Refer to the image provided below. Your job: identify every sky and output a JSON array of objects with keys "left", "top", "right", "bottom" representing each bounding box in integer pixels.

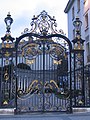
[{"left": 0, "top": 0, "right": 68, "bottom": 39}]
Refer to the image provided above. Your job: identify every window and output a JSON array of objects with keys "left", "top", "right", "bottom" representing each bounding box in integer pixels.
[
  {"left": 77, "top": 0, "right": 80, "bottom": 12},
  {"left": 85, "top": 13, "right": 88, "bottom": 28},
  {"left": 72, "top": 7, "right": 75, "bottom": 20},
  {"left": 86, "top": 42, "right": 90, "bottom": 62},
  {"left": 73, "top": 29, "right": 75, "bottom": 39}
]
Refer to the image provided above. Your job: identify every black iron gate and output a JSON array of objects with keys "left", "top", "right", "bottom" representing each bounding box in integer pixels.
[
  {"left": 0, "top": 11, "right": 72, "bottom": 113},
  {"left": 0, "top": 11, "right": 87, "bottom": 114},
  {"left": 14, "top": 11, "right": 72, "bottom": 113},
  {"left": 15, "top": 34, "right": 72, "bottom": 113}
]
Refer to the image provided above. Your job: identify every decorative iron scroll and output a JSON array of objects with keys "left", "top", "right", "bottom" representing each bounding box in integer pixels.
[
  {"left": 17, "top": 79, "right": 70, "bottom": 100},
  {"left": 22, "top": 42, "right": 42, "bottom": 60},
  {"left": 49, "top": 43, "right": 65, "bottom": 60},
  {"left": 1, "top": 60, "right": 15, "bottom": 106},
  {"left": 20, "top": 38, "right": 66, "bottom": 62},
  {"left": 29, "top": 10, "right": 65, "bottom": 35}
]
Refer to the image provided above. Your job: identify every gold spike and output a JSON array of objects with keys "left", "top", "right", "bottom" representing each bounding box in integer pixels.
[{"left": 3, "top": 100, "right": 8, "bottom": 105}]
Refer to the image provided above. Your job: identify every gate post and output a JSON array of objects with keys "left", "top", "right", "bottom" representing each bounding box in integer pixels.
[
  {"left": 72, "top": 17, "right": 85, "bottom": 107},
  {"left": 70, "top": 51, "right": 73, "bottom": 113},
  {"left": 0, "top": 13, "right": 15, "bottom": 108}
]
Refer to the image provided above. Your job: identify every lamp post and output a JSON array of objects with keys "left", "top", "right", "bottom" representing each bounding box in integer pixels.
[{"left": 72, "top": 17, "right": 85, "bottom": 106}]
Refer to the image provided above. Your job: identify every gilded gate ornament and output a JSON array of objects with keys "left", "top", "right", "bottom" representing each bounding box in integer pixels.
[
  {"left": 5, "top": 59, "right": 9, "bottom": 65},
  {"left": 49, "top": 43, "right": 65, "bottom": 60},
  {"left": 15, "top": 11, "right": 69, "bottom": 112},
  {"left": 17, "top": 79, "right": 70, "bottom": 100},
  {"left": 53, "top": 59, "right": 62, "bottom": 65},
  {"left": 30, "top": 10, "right": 65, "bottom": 35},
  {"left": 4, "top": 70, "right": 9, "bottom": 81},
  {"left": 26, "top": 59, "right": 35, "bottom": 64},
  {"left": 22, "top": 43, "right": 40, "bottom": 60},
  {"left": 4, "top": 51, "right": 11, "bottom": 57},
  {"left": 3, "top": 100, "right": 8, "bottom": 105}
]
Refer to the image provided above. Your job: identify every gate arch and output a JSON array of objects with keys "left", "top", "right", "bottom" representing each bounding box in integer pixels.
[{"left": 15, "top": 33, "right": 72, "bottom": 50}]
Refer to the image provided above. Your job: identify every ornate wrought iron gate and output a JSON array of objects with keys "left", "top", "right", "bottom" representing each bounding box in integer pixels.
[
  {"left": 15, "top": 36, "right": 71, "bottom": 113},
  {"left": 0, "top": 11, "right": 74, "bottom": 113},
  {"left": 15, "top": 11, "right": 72, "bottom": 113}
]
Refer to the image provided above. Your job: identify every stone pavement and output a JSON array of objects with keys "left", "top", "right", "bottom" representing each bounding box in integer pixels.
[{"left": 0, "top": 112, "right": 90, "bottom": 120}]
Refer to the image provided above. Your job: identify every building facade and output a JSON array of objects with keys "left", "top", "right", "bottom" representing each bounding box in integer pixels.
[{"left": 64, "top": 0, "right": 90, "bottom": 65}]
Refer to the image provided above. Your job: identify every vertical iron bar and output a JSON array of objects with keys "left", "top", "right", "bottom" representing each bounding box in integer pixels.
[
  {"left": 0, "top": 51, "right": 2, "bottom": 107},
  {"left": 43, "top": 41, "right": 45, "bottom": 111},
  {"left": 15, "top": 43, "right": 18, "bottom": 114},
  {"left": 69, "top": 51, "right": 72, "bottom": 113},
  {"left": 74, "top": 53, "right": 76, "bottom": 106},
  {"left": 0, "top": 71, "right": 2, "bottom": 108},
  {"left": 82, "top": 51, "right": 85, "bottom": 106},
  {"left": 1, "top": 52, "right": 3, "bottom": 107},
  {"left": 88, "top": 66, "right": 90, "bottom": 105}
]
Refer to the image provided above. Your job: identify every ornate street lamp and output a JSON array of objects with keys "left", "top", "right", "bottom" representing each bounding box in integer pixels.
[
  {"left": 4, "top": 12, "right": 13, "bottom": 33},
  {"left": 73, "top": 17, "right": 82, "bottom": 36},
  {"left": 72, "top": 17, "right": 85, "bottom": 106},
  {"left": 72, "top": 17, "right": 84, "bottom": 50},
  {"left": 1, "top": 12, "right": 14, "bottom": 48}
]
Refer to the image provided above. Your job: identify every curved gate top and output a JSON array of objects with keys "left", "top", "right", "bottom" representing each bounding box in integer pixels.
[
  {"left": 0, "top": 10, "right": 73, "bottom": 113},
  {"left": 15, "top": 10, "right": 72, "bottom": 50}
]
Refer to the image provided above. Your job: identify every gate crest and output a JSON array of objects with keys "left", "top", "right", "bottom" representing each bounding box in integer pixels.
[{"left": 22, "top": 10, "right": 65, "bottom": 36}]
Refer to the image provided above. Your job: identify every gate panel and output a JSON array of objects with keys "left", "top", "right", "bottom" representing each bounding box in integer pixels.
[
  {"left": 13, "top": 10, "right": 73, "bottom": 113},
  {"left": 16, "top": 39, "right": 44, "bottom": 112},
  {"left": 16, "top": 37, "right": 70, "bottom": 113}
]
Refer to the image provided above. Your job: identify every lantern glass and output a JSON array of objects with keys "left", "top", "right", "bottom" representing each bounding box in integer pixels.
[
  {"left": 6, "top": 19, "right": 12, "bottom": 26},
  {"left": 73, "top": 17, "right": 82, "bottom": 32},
  {"left": 4, "top": 12, "right": 13, "bottom": 32}
]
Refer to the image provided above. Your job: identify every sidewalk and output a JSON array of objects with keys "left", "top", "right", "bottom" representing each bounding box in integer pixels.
[{"left": 0, "top": 112, "right": 90, "bottom": 120}]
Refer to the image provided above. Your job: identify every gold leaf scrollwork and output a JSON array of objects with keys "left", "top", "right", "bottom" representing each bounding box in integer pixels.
[
  {"left": 5, "top": 43, "right": 10, "bottom": 48},
  {"left": 53, "top": 59, "right": 62, "bottom": 65},
  {"left": 4, "top": 70, "right": 9, "bottom": 81},
  {"left": 26, "top": 59, "right": 35, "bottom": 64},
  {"left": 50, "top": 80, "right": 59, "bottom": 89},
  {"left": 4, "top": 51, "right": 11, "bottom": 57},
  {"left": 3, "top": 100, "right": 8, "bottom": 105},
  {"left": 5, "top": 59, "right": 9, "bottom": 65}
]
